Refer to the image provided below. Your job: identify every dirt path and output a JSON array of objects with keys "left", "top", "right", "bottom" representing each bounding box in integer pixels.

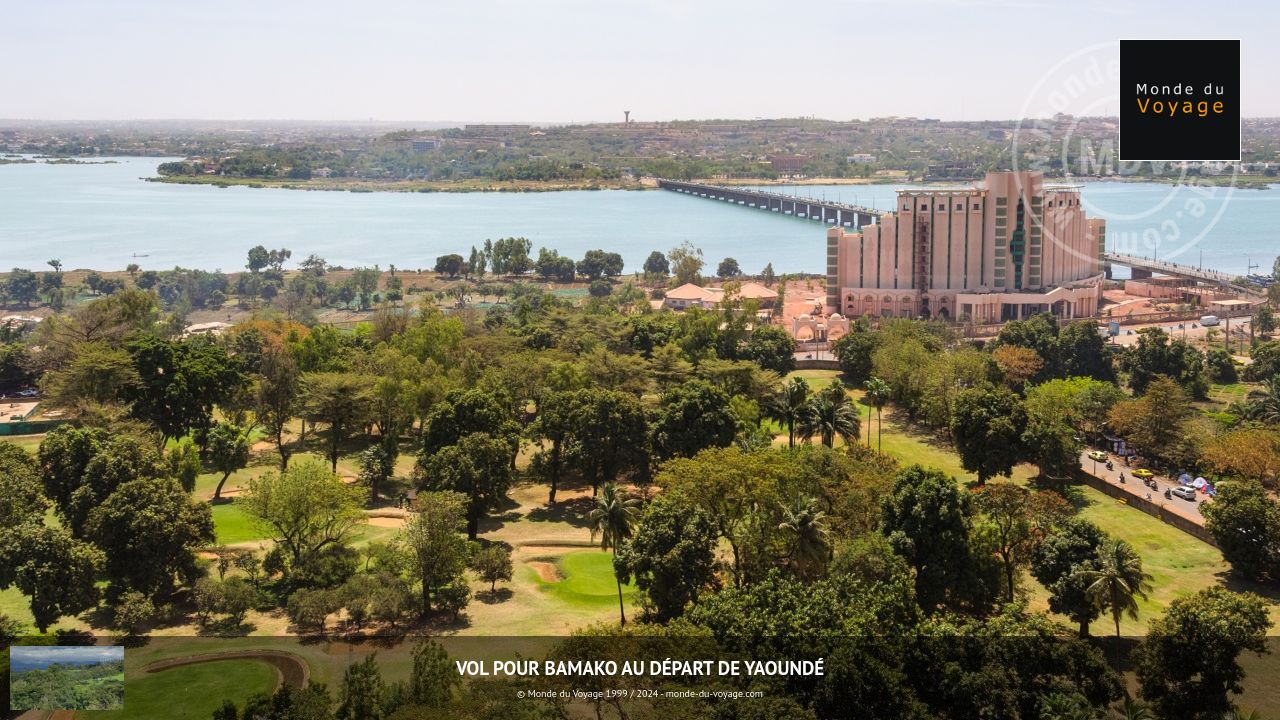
[{"left": 143, "top": 650, "right": 309, "bottom": 691}]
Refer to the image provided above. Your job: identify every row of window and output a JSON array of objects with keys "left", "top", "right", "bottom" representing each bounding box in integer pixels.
[{"left": 903, "top": 202, "right": 983, "bottom": 212}]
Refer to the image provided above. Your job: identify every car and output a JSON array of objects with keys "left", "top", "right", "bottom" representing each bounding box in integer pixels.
[
  {"left": 1172, "top": 486, "right": 1198, "bottom": 501},
  {"left": 1087, "top": 450, "right": 1108, "bottom": 462},
  {"left": 1132, "top": 469, "right": 1155, "bottom": 479}
]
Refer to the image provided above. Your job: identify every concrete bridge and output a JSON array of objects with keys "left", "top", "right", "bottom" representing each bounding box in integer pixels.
[
  {"left": 657, "top": 179, "right": 882, "bottom": 229},
  {"left": 1104, "top": 252, "right": 1244, "bottom": 286}
]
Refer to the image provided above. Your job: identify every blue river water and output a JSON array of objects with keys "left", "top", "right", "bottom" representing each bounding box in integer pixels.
[{"left": 0, "top": 157, "right": 1275, "bottom": 276}]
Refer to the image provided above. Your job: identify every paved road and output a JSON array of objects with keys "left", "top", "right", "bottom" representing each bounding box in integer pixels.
[{"left": 1078, "top": 450, "right": 1209, "bottom": 527}]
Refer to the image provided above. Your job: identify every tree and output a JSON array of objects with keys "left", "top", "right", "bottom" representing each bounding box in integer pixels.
[
  {"left": 588, "top": 279, "right": 612, "bottom": 298},
  {"left": 337, "top": 653, "right": 385, "bottom": 720},
  {"left": 1202, "top": 428, "right": 1280, "bottom": 491},
  {"left": 470, "top": 545, "right": 514, "bottom": 592},
  {"left": 300, "top": 372, "right": 373, "bottom": 471},
  {"left": 246, "top": 245, "right": 271, "bottom": 273},
  {"left": 1031, "top": 518, "right": 1107, "bottom": 637},
  {"left": 1106, "top": 375, "right": 1194, "bottom": 467},
  {"left": 1136, "top": 588, "right": 1272, "bottom": 720},
  {"left": 992, "top": 345, "right": 1043, "bottom": 392},
  {"left": 880, "top": 465, "right": 978, "bottom": 613},
  {"left": 642, "top": 250, "right": 669, "bottom": 279},
  {"left": 1253, "top": 304, "right": 1276, "bottom": 335},
  {"left": 358, "top": 443, "right": 395, "bottom": 507},
  {"left": 1201, "top": 480, "right": 1280, "bottom": 582},
  {"left": 766, "top": 376, "right": 812, "bottom": 448},
  {"left": 37, "top": 428, "right": 168, "bottom": 537},
  {"left": 742, "top": 324, "right": 796, "bottom": 373},
  {"left": 614, "top": 495, "right": 717, "bottom": 622},
  {"left": 206, "top": 422, "right": 250, "bottom": 500},
  {"left": 113, "top": 590, "right": 155, "bottom": 637},
  {"left": 777, "top": 495, "right": 831, "bottom": 581},
  {"left": 85, "top": 477, "right": 215, "bottom": 599},
  {"left": 1059, "top": 319, "right": 1115, "bottom": 381},
  {"left": 420, "top": 388, "right": 517, "bottom": 458},
  {"left": 39, "top": 343, "right": 140, "bottom": 408},
  {"left": 287, "top": 587, "right": 339, "bottom": 632},
  {"left": 410, "top": 639, "right": 459, "bottom": 708},
  {"left": 403, "top": 491, "right": 470, "bottom": 614},
  {"left": 1081, "top": 538, "right": 1152, "bottom": 661},
  {"left": 6, "top": 268, "right": 39, "bottom": 307},
  {"left": 950, "top": 384, "right": 1026, "bottom": 484},
  {"left": 799, "top": 392, "right": 860, "bottom": 448},
  {"left": 652, "top": 380, "right": 737, "bottom": 459},
  {"left": 434, "top": 254, "right": 465, "bottom": 278},
  {"left": 256, "top": 341, "right": 300, "bottom": 469},
  {"left": 418, "top": 432, "right": 513, "bottom": 539},
  {"left": 218, "top": 576, "right": 256, "bottom": 624},
  {"left": 717, "top": 257, "right": 741, "bottom": 278},
  {"left": 864, "top": 377, "right": 891, "bottom": 452},
  {"left": 974, "top": 483, "right": 1068, "bottom": 602},
  {"left": 667, "top": 241, "right": 705, "bottom": 286},
  {"left": 125, "top": 335, "right": 247, "bottom": 446},
  {"left": 833, "top": 329, "right": 879, "bottom": 384},
  {"left": 994, "top": 312, "right": 1061, "bottom": 382},
  {"left": 243, "top": 459, "right": 367, "bottom": 575},
  {"left": 577, "top": 249, "right": 624, "bottom": 280},
  {"left": 588, "top": 483, "right": 640, "bottom": 624},
  {"left": 0, "top": 441, "right": 48, "bottom": 528},
  {"left": 761, "top": 262, "right": 777, "bottom": 287},
  {"left": 1120, "top": 327, "right": 1208, "bottom": 398},
  {"left": 1243, "top": 375, "right": 1280, "bottom": 425},
  {"left": 0, "top": 524, "right": 104, "bottom": 633}
]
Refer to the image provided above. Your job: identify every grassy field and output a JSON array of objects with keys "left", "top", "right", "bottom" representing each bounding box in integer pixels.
[
  {"left": 211, "top": 501, "right": 272, "bottom": 546},
  {"left": 78, "top": 659, "right": 278, "bottom": 720}
]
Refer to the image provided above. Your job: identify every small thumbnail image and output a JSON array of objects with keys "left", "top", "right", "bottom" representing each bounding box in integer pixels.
[{"left": 8, "top": 645, "right": 125, "bottom": 711}]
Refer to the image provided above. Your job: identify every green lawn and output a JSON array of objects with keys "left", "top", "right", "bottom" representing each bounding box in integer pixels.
[
  {"left": 528, "top": 551, "right": 636, "bottom": 608},
  {"left": 79, "top": 659, "right": 278, "bottom": 720},
  {"left": 211, "top": 501, "right": 272, "bottom": 546}
]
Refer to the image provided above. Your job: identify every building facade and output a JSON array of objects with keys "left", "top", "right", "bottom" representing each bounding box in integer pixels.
[{"left": 826, "top": 171, "right": 1105, "bottom": 323}]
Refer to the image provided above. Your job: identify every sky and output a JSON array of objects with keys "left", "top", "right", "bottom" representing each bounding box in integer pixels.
[
  {"left": 2, "top": 0, "right": 1277, "bottom": 122},
  {"left": 10, "top": 646, "right": 124, "bottom": 667}
]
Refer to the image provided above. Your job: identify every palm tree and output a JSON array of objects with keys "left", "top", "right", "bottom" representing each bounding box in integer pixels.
[
  {"left": 799, "top": 395, "right": 860, "bottom": 448},
  {"left": 1244, "top": 375, "right": 1280, "bottom": 424},
  {"left": 864, "top": 377, "right": 891, "bottom": 453},
  {"left": 1115, "top": 696, "right": 1155, "bottom": 720},
  {"left": 777, "top": 495, "right": 831, "bottom": 581},
  {"left": 1082, "top": 538, "right": 1153, "bottom": 667},
  {"left": 767, "top": 376, "right": 812, "bottom": 448},
  {"left": 587, "top": 483, "right": 640, "bottom": 625}
]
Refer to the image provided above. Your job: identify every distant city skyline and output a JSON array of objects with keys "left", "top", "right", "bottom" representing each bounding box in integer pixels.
[{"left": 3, "top": 0, "right": 1276, "bottom": 122}]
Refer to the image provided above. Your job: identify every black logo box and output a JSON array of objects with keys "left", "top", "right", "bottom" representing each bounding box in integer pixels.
[{"left": 1119, "top": 39, "right": 1240, "bottom": 162}]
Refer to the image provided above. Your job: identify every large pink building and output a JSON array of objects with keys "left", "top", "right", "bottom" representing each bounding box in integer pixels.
[{"left": 827, "top": 171, "right": 1105, "bottom": 323}]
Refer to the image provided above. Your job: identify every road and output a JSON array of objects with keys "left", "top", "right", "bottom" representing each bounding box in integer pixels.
[{"left": 1079, "top": 449, "right": 1209, "bottom": 528}]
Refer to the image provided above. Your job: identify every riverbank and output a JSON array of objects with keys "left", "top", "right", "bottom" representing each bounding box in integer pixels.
[{"left": 146, "top": 175, "right": 651, "bottom": 193}]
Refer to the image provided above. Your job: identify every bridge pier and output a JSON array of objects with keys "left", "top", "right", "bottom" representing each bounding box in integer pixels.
[{"left": 656, "top": 179, "right": 883, "bottom": 229}]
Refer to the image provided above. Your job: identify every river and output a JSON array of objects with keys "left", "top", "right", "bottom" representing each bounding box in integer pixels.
[{"left": 1, "top": 157, "right": 1275, "bottom": 277}]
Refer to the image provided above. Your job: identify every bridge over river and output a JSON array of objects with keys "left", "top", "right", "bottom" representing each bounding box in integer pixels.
[
  {"left": 1104, "top": 252, "right": 1246, "bottom": 286},
  {"left": 657, "top": 179, "right": 882, "bottom": 229}
]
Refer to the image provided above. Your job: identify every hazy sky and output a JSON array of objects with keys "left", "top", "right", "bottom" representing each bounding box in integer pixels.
[{"left": 3, "top": 0, "right": 1275, "bottom": 122}]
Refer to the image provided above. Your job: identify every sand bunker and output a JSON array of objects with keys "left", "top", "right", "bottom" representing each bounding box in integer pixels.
[{"left": 527, "top": 561, "right": 563, "bottom": 583}]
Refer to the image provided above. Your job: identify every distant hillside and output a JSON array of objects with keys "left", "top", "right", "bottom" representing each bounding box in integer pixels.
[{"left": 10, "top": 660, "right": 125, "bottom": 711}]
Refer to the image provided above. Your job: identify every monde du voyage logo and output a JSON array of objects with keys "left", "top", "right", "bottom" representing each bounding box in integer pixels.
[{"left": 1119, "top": 39, "right": 1240, "bottom": 161}]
